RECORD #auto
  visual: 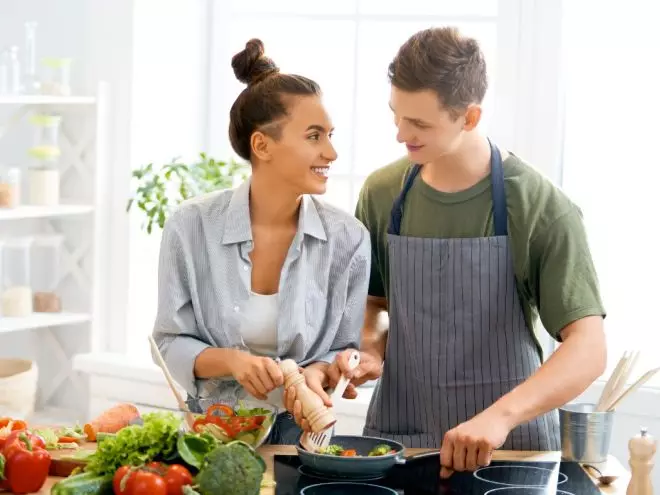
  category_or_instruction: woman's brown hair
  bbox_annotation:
[229,39,321,161]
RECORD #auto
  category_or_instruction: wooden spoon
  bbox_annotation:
[148,335,196,430]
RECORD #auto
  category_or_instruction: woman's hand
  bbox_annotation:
[283,362,332,431]
[229,352,284,401]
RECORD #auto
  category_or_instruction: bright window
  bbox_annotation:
[124,0,530,360]
[560,1,660,383]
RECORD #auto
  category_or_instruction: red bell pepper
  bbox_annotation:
[206,404,234,417]
[2,432,51,494]
[0,419,29,450]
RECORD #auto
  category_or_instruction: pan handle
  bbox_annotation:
[394,449,441,465]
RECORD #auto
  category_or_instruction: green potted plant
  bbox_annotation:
[126,152,249,233]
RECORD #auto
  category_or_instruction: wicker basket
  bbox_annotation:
[0,359,39,418]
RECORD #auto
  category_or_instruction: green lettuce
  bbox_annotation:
[84,412,182,476]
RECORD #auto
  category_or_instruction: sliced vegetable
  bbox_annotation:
[368,444,397,456]
[341,449,358,457]
[206,404,233,417]
[1,432,51,494]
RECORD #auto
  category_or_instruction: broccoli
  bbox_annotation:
[318,444,344,456]
[368,444,395,456]
[194,441,266,495]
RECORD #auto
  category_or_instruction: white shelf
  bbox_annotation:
[0,204,94,220]
[0,312,91,335]
[0,95,96,105]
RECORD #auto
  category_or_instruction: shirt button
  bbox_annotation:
[243,265,249,271]
[234,305,240,312]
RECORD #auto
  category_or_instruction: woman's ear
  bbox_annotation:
[250,131,272,162]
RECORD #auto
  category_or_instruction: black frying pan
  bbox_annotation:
[296,434,440,479]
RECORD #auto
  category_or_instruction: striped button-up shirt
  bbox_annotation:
[153,178,371,403]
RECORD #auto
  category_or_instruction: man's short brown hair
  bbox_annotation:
[388,27,488,117]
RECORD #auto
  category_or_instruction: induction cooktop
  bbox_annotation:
[273,455,602,495]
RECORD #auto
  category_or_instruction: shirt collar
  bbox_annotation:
[221,178,328,245]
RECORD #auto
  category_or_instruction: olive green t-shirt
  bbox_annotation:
[355,153,606,343]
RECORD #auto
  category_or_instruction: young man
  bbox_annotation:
[325,26,607,477]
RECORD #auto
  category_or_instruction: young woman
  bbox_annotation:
[152,39,370,445]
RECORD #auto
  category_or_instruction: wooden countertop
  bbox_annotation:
[37,446,630,494]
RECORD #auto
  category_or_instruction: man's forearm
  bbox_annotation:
[489,316,606,428]
[362,296,389,362]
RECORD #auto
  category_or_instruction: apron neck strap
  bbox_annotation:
[388,138,508,236]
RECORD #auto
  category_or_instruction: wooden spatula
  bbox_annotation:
[148,335,196,430]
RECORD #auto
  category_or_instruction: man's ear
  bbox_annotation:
[463,105,482,131]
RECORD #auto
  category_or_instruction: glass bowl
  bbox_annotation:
[185,397,277,449]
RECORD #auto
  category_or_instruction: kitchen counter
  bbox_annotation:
[37,446,629,494]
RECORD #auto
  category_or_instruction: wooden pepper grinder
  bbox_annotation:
[627,427,657,495]
[278,359,336,433]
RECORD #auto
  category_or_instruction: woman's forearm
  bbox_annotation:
[193,347,241,379]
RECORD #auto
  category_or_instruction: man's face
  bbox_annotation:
[389,86,478,163]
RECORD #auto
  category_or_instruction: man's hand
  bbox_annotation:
[439,408,514,479]
[326,349,384,399]
[283,362,332,431]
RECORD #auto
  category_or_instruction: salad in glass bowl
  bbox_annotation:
[186,398,277,448]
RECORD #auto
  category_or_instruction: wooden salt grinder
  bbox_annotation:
[278,359,336,433]
[627,427,657,495]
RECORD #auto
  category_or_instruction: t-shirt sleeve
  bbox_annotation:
[530,207,607,340]
[355,182,387,298]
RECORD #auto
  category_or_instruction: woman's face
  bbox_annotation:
[252,94,337,196]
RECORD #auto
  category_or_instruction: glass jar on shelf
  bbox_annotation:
[27,113,61,206]
[40,58,72,96]
[23,22,40,94]
[0,167,21,208]
[31,235,63,313]
[1,237,33,317]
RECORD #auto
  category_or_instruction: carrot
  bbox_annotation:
[58,436,83,444]
[341,449,358,457]
[83,403,140,441]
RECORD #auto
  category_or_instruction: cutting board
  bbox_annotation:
[47,441,97,477]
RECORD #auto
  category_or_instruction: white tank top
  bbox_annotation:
[239,291,283,410]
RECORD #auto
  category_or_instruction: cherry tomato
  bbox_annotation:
[112,464,192,495]
[131,470,167,495]
[164,465,193,495]
[113,466,134,494]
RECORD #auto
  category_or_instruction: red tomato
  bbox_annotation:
[112,464,192,495]
[164,465,193,495]
[113,466,134,494]
[131,471,167,495]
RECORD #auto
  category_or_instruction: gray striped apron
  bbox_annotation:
[363,141,560,450]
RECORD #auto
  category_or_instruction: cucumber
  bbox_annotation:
[50,472,113,495]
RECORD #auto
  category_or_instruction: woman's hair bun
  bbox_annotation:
[231,38,280,85]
